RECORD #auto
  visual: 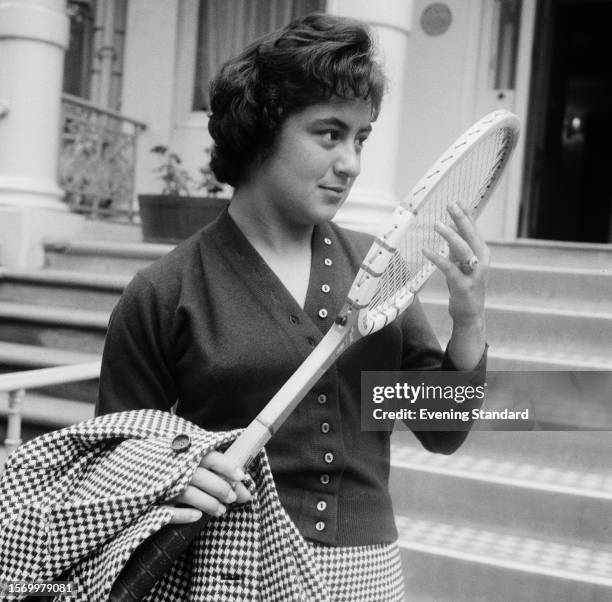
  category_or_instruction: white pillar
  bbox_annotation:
[121,0,180,197]
[0,0,69,210]
[328,0,413,234]
[0,0,83,267]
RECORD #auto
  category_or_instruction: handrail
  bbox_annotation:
[61,93,147,130]
[0,361,101,391]
[1,361,101,458]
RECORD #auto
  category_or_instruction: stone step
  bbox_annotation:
[81,218,143,242]
[484,371,612,430]
[380,369,611,431]
[0,342,101,402]
[43,237,612,282]
[421,296,612,362]
[0,341,101,368]
[398,429,612,474]
[397,514,612,601]
[486,348,612,371]
[0,268,128,311]
[389,438,612,544]
[44,239,172,275]
[0,301,109,355]
[424,263,612,313]
[487,239,612,270]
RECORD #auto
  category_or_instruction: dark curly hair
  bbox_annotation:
[207,13,386,187]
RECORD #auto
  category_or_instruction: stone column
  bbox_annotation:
[0,0,83,267]
[327,0,413,234]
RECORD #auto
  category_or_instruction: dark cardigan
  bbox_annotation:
[96,209,486,546]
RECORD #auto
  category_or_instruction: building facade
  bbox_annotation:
[1,0,610,267]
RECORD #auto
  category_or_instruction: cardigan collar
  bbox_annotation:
[203,207,346,335]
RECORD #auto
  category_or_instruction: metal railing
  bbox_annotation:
[59,93,147,222]
[0,362,101,457]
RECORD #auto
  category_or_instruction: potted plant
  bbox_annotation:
[138,145,229,243]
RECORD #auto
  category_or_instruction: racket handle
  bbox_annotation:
[108,514,210,602]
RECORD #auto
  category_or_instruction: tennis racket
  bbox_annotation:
[109,109,520,601]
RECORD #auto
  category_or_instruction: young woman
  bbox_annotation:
[97,13,488,600]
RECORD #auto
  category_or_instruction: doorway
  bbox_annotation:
[520,0,612,243]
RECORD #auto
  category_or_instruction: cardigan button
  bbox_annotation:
[321,284,331,293]
[315,521,326,531]
[324,452,334,464]
[324,237,332,245]
[324,258,332,266]
[318,309,328,319]
[289,315,299,325]
[320,422,330,434]
[317,394,327,404]
[171,434,191,453]
[316,500,327,511]
[320,474,330,485]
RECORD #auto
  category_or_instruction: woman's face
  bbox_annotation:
[252,97,373,226]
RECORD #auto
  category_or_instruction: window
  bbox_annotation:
[63,0,127,111]
[192,0,325,111]
[64,0,95,99]
[494,0,522,90]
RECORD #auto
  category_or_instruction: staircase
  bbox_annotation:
[0,221,172,442]
[1,228,611,601]
[421,239,612,371]
[396,238,612,601]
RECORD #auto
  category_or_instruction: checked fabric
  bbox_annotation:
[0,409,331,601]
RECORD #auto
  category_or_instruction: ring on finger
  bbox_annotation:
[457,255,479,275]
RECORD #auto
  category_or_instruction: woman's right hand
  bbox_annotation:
[164,450,252,524]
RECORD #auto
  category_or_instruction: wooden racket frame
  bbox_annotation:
[226,109,521,466]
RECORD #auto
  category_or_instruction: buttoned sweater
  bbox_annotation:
[96,209,486,546]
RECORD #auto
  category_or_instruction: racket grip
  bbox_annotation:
[108,514,211,602]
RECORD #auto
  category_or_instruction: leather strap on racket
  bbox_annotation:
[109,516,210,601]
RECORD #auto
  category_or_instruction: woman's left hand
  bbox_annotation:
[422,202,489,327]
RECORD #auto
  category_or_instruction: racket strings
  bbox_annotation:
[368,128,514,317]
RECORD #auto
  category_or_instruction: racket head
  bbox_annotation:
[343,110,520,336]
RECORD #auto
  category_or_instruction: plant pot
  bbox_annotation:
[138,194,229,244]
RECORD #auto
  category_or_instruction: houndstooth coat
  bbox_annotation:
[0,410,330,601]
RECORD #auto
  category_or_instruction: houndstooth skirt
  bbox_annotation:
[305,540,406,601]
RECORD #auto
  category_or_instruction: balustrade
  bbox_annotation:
[0,361,101,459]
[59,93,146,221]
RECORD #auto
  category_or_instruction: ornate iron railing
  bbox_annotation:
[59,93,147,222]
[0,362,101,460]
